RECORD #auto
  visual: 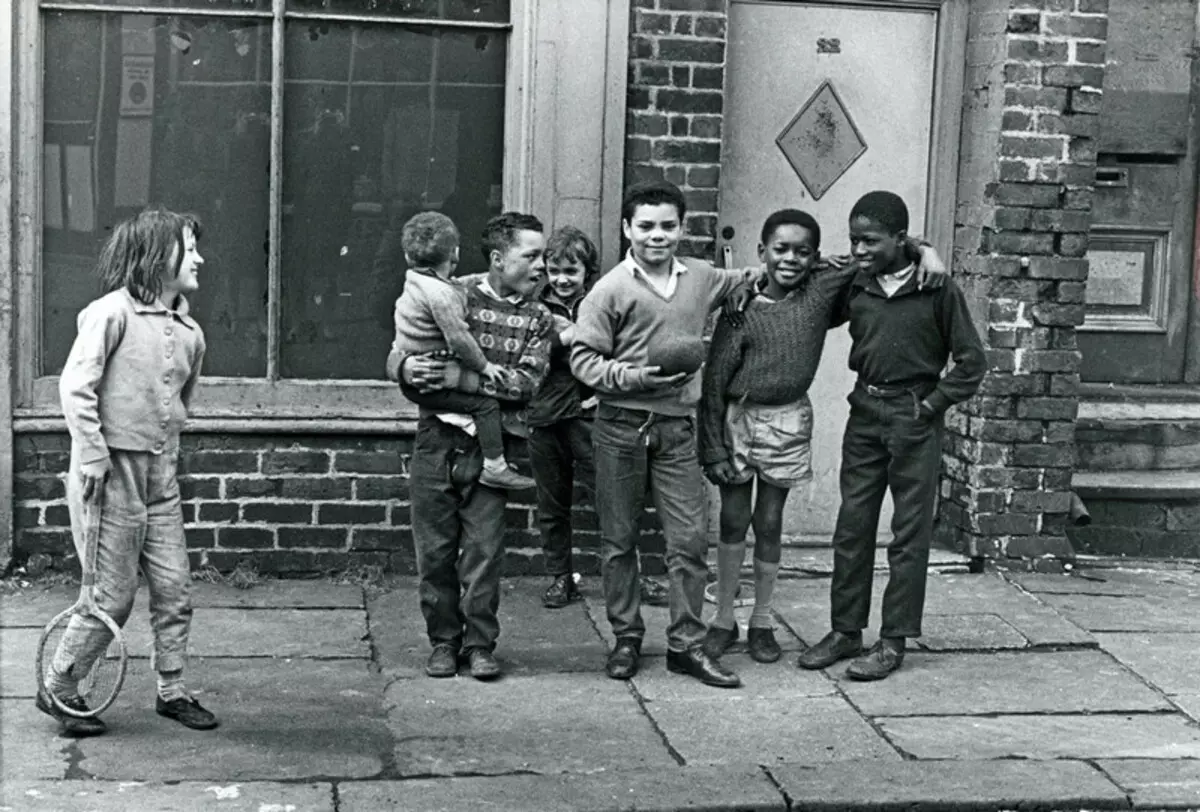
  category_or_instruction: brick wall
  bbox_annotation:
[626,0,728,260]
[14,432,667,577]
[940,0,1108,567]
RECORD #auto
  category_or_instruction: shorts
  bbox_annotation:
[724,397,814,488]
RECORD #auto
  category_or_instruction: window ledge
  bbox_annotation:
[14,415,419,435]
[1074,470,1200,501]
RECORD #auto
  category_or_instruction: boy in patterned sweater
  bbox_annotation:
[700,210,946,665]
[391,211,534,491]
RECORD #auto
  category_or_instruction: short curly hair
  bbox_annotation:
[401,211,460,268]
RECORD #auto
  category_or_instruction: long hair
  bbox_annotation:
[97,208,202,304]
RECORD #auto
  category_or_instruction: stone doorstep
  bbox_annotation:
[1074,470,1200,501]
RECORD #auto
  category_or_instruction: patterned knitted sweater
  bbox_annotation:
[698,264,855,466]
[455,280,555,403]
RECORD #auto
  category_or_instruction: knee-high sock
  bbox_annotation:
[713,541,746,629]
[749,558,780,629]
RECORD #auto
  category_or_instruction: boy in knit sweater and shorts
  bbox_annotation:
[392,211,534,491]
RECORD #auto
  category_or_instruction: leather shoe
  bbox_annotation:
[796,630,863,670]
[747,627,782,663]
[606,638,641,680]
[468,648,502,680]
[666,646,741,688]
[425,643,459,678]
[542,574,580,609]
[35,688,107,738]
[156,696,219,730]
[846,639,905,681]
[702,623,739,659]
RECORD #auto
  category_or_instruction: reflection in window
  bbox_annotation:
[287,0,509,23]
[280,22,505,379]
[42,13,271,377]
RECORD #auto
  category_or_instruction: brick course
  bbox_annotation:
[940,0,1108,568]
[12,432,668,578]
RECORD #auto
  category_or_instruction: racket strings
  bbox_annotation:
[42,613,120,705]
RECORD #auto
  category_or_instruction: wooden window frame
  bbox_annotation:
[11,0,543,423]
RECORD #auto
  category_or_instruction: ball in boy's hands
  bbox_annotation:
[647,337,706,377]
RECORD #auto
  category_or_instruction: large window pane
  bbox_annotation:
[286,0,510,23]
[42,12,271,377]
[280,21,506,379]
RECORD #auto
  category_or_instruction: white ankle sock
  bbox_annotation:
[482,456,507,473]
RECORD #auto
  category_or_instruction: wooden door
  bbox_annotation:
[717,0,941,538]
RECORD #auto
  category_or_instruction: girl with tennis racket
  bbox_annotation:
[39,208,218,737]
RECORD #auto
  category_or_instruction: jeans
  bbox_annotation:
[829,384,944,639]
[401,381,505,460]
[52,445,193,681]
[409,414,508,653]
[527,418,595,577]
[592,405,708,653]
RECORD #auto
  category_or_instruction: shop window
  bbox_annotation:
[25,0,515,413]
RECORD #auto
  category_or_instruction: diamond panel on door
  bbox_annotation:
[775,80,867,201]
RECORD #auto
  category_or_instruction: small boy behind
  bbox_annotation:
[530,226,668,610]
[392,211,534,491]
[797,190,985,681]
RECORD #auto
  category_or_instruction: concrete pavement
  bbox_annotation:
[3,555,1200,810]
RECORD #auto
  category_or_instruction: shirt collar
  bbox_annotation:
[620,250,688,280]
[477,277,525,305]
[123,288,199,330]
[851,263,919,297]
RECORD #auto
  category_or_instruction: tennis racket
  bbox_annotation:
[35,498,128,717]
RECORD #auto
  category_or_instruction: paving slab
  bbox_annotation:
[584,593,804,657]
[1096,633,1200,695]
[1099,758,1200,809]
[0,584,77,627]
[1037,593,1200,632]
[914,613,1029,650]
[74,658,388,780]
[120,607,368,659]
[385,672,675,776]
[1007,570,1193,597]
[773,546,969,577]
[1,627,40,698]
[339,766,786,812]
[631,650,835,702]
[0,781,334,812]
[879,713,1200,759]
[370,579,608,680]
[772,573,1094,650]
[648,694,899,766]
[1173,693,1200,722]
[183,580,365,609]
[0,698,72,780]
[770,759,1130,811]
[840,650,1170,716]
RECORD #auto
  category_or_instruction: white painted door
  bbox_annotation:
[718,0,939,541]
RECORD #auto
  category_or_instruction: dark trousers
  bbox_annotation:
[409,415,508,653]
[829,385,943,639]
[528,418,595,577]
[401,381,504,460]
[592,405,707,653]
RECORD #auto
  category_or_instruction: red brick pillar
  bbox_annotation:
[625,0,728,260]
[941,0,1109,568]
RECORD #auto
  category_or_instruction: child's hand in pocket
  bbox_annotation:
[703,460,737,486]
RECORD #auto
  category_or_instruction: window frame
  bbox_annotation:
[12,0,540,422]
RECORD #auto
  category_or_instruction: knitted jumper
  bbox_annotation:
[392,269,489,373]
[455,281,555,403]
[698,264,855,466]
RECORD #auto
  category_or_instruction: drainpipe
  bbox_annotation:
[1068,491,1091,527]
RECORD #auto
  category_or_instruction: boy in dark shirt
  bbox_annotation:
[797,191,985,681]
